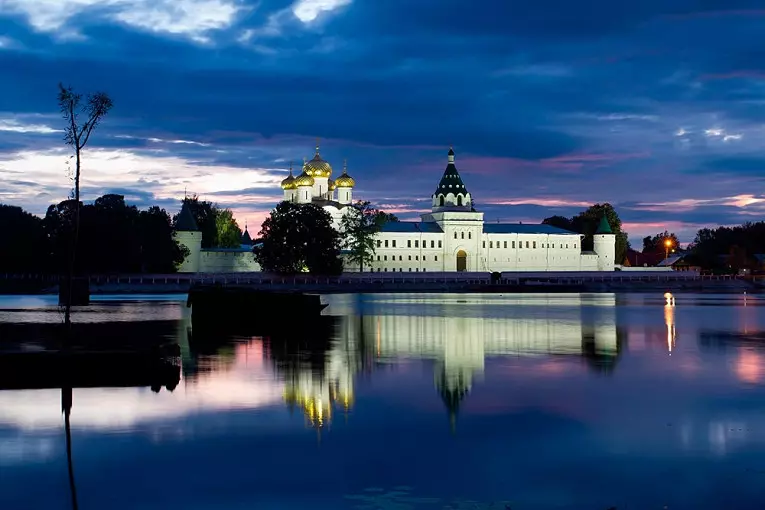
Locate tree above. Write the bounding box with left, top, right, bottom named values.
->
left=0, top=204, right=50, bottom=273
left=544, top=203, right=630, bottom=263
left=215, top=208, right=243, bottom=248
left=138, top=206, right=187, bottom=272
left=58, top=83, right=113, bottom=323
left=642, top=231, right=680, bottom=254
left=173, top=195, right=241, bottom=248
left=340, top=201, right=388, bottom=272
left=690, top=222, right=765, bottom=272
left=255, top=201, right=342, bottom=275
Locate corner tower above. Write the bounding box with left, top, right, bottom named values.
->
left=174, top=200, right=202, bottom=273
left=432, top=147, right=473, bottom=212
left=593, top=215, right=616, bottom=271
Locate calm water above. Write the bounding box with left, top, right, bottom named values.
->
left=1, top=292, right=765, bottom=509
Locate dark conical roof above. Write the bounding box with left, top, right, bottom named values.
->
left=176, top=201, right=199, bottom=231
left=596, top=215, right=613, bottom=234
left=434, top=148, right=468, bottom=196
left=241, top=228, right=252, bottom=245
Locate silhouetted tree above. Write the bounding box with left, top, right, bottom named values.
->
left=255, top=201, right=342, bottom=275
left=0, top=204, right=50, bottom=273
left=58, top=83, right=113, bottom=323
left=642, top=230, right=680, bottom=254
left=690, top=222, right=765, bottom=272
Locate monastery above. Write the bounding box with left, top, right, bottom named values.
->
left=175, top=145, right=616, bottom=273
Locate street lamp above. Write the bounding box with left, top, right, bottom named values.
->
left=664, top=238, right=672, bottom=261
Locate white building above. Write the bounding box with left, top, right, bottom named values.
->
left=175, top=145, right=616, bottom=273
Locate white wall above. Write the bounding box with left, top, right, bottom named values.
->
left=199, top=251, right=261, bottom=273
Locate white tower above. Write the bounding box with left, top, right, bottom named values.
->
left=593, top=216, right=616, bottom=271
left=294, top=165, right=314, bottom=204
left=305, top=142, right=333, bottom=200
left=335, top=160, right=355, bottom=205
left=174, top=201, right=202, bottom=273
left=281, top=162, right=297, bottom=202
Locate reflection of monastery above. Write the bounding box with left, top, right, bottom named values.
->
left=175, top=145, right=617, bottom=273
left=278, top=294, right=621, bottom=427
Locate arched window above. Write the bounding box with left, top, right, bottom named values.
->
left=457, top=195, right=463, bottom=206
left=439, top=195, right=445, bottom=206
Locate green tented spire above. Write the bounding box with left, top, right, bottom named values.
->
left=596, top=215, right=613, bottom=234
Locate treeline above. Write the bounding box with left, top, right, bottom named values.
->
left=0, top=194, right=242, bottom=275
left=690, top=222, right=765, bottom=272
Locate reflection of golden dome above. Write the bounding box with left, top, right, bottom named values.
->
left=283, top=389, right=332, bottom=428
left=294, top=171, right=314, bottom=187
left=335, top=161, right=355, bottom=188
left=304, top=145, right=333, bottom=178
left=328, top=179, right=336, bottom=191
left=280, top=163, right=296, bottom=190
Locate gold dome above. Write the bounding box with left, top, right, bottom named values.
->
left=304, top=144, right=333, bottom=178
left=280, top=163, right=296, bottom=190
left=328, top=178, right=336, bottom=191
left=294, top=170, right=314, bottom=187
left=335, top=160, right=355, bottom=188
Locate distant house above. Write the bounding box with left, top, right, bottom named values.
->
left=623, top=249, right=664, bottom=267
left=656, top=254, right=700, bottom=272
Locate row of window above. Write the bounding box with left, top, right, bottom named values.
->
left=377, top=255, right=438, bottom=262
left=375, top=268, right=429, bottom=272
left=378, top=239, right=443, bottom=249
left=483, top=240, right=577, bottom=250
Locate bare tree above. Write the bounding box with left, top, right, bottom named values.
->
left=58, top=83, right=113, bottom=325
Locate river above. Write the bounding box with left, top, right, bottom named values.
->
left=1, top=292, right=764, bottom=509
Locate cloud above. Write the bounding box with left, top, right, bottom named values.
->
left=0, top=118, right=62, bottom=134
left=1, top=0, right=243, bottom=40
left=292, top=0, right=352, bottom=23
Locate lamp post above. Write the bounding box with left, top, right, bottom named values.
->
left=664, top=238, right=672, bottom=261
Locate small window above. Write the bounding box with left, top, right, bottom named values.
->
left=384, top=268, right=388, bottom=272
left=415, top=240, right=419, bottom=248
left=392, top=240, right=397, bottom=248
left=408, top=240, right=412, bottom=248
left=423, top=268, right=426, bottom=272
left=566, top=244, right=569, bottom=249
left=409, top=255, right=412, bottom=260
left=423, top=256, right=427, bottom=261
left=504, top=241, right=507, bottom=248
left=438, top=240, right=442, bottom=248
left=416, top=268, right=419, bottom=272
left=416, top=256, right=419, bottom=261
left=533, top=241, right=537, bottom=249
left=526, top=241, right=530, bottom=249
left=512, top=241, right=516, bottom=249
left=519, top=242, right=522, bottom=249
left=377, top=255, right=380, bottom=261
left=490, top=241, right=493, bottom=248
left=431, top=240, right=435, bottom=248
left=483, top=241, right=486, bottom=248
left=435, top=256, right=438, bottom=261
left=454, top=232, right=458, bottom=239
left=377, top=240, right=382, bottom=248
left=461, top=232, right=465, bottom=239
left=384, top=255, right=387, bottom=261
left=409, top=268, right=412, bottom=272
left=399, top=255, right=402, bottom=261
left=385, top=240, right=389, bottom=248
left=469, top=232, right=472, bottom=240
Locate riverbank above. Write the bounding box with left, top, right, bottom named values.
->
left=1, top=272, right=762, bottom=295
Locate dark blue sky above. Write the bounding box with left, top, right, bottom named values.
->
left=1, top=0, right=764, bottom=243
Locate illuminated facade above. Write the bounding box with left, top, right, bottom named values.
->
left=176, top=145, right=617, bottom=273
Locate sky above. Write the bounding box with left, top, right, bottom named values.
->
left=1, top=0, right=765, bottom=244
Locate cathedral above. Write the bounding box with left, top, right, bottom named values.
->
left=175, top=144, right=616, bottom=273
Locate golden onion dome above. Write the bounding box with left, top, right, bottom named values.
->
left=304, top=144, right=333, bottom=178
left=335, top=159, right=355, bottom=188
left=280, top=163, right=297, bottom=190
left=294, top=170, right=314, bottom=187
left=328, top=178, right=336, bottom=191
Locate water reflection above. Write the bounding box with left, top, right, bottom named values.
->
left=4, top=292, right=765, bottom=509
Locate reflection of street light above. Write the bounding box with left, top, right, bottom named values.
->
left=664, top=238, right=673, bottom=261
